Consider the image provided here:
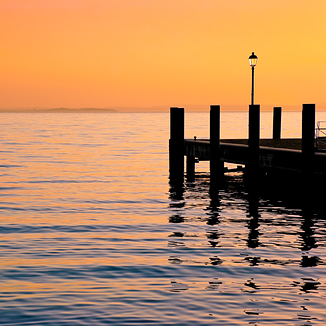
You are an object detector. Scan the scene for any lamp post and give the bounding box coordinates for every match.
[249,52,258,105]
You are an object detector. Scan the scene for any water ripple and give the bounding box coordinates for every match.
[1,112,326,325]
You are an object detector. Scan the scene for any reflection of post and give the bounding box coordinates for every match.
[273,107,282,139]
[207,194,221,226]
[247,216,260,248]
[300,215,317,252]
[300,204,318,266]
[210,105,223,195]
[247,192,260,248]
[169,107,184,185]
[169,177,185,223]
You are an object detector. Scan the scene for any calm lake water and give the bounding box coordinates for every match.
[1,111,326,325]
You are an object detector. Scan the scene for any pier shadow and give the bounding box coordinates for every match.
[253,169,320,211]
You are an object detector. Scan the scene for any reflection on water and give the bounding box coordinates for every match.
[170,171,325,262]
[300,214,317,251]
[1,112,326,325]
[168,169,326,323]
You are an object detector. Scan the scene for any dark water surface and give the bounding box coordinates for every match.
[1,112,326,325]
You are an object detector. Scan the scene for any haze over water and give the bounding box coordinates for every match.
[1,111,326,325]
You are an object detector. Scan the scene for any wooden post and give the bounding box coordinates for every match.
[301,104,315,202]
[169,107,184,184]
[248,104,260,194]
[210,105,222,193]
[248,104,260,168]
[302,104,315,164]
[247,104,260,212]
[273,107,282,139]
[186,155,195,181]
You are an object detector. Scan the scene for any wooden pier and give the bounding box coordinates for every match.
[184,137,326,175]
[169,104,326,203]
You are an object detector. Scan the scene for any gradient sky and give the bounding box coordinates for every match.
[1,0,326,110]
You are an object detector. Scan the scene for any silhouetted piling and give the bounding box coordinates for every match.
[248,104,260,175]
[302,104,315,168]
[247,104,260,206]
[186,155,196,181]
[210,105,223,193]
[301,104,315,205]
[273,107,282,139]
[169,107,184,185]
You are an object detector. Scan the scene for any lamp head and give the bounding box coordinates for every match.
[249,52,258,67]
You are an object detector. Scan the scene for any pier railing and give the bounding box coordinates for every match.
[316,121,326,149]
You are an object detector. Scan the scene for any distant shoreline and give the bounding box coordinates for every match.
[1,106,326,113]
[0,108,118,113]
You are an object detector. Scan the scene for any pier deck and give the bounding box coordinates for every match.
[187,138,326,150]
[184,138,326,176]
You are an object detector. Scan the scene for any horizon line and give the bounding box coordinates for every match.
[1,104,326,113]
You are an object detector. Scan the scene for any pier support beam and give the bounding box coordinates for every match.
[273,107,282,139]
[169,107,184,185]
[210,105,223,193]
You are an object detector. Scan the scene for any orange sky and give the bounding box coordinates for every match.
[1,0,326,111]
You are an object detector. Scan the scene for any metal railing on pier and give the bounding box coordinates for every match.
[316,121,326,149]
